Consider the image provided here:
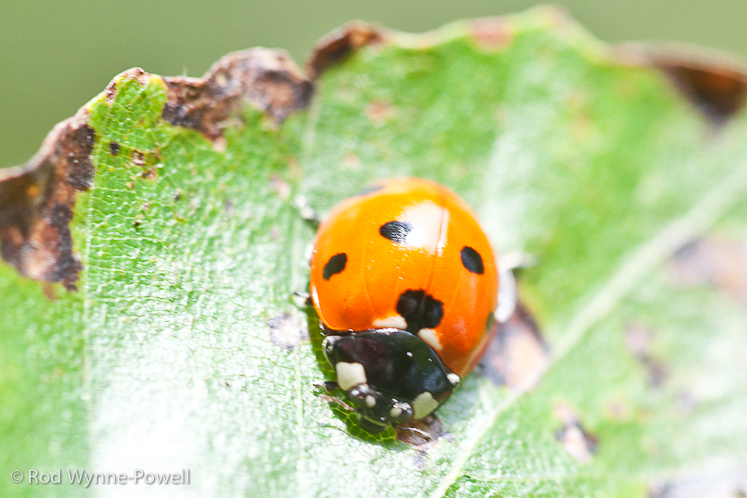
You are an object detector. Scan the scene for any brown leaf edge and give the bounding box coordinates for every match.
[0,22,385,291]
[161,49,313,140]
[305,21,387,80]
[0,109,94,290]
[3,14,747,291]
[468,10,747,124]
[616,42,747,124]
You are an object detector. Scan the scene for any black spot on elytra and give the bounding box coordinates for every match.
[380,221,413,244]
[109,141,120,156]
[397,290,443,333]
[323,253,347,280]
[461,246,484,274]
[358,184,384,196]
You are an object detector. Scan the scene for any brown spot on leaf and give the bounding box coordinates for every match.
[470,17,513,51]
[365,101,396,122]
[669,237,747,302]
[0,108,95,290]
[267,312,308,351]
[481,303,550,390]
[162,48,313,140]
[131,149,146,167]
[553,401,598,463]
[646,360,667,388]
[223,199,234,214]
[617,45,747,125]
[141,167,157,180]
[625,324,667,388]
[306,22,387,80]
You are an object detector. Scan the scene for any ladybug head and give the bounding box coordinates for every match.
[322,329,460,433]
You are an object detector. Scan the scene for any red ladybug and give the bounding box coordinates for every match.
[309,177,499,433]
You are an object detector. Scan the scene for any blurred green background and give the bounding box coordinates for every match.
[1,0,745,168]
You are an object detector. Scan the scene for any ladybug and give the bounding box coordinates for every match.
[309,177,499,433]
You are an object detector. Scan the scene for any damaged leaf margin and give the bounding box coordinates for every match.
[2,12,747,291]
[0,42,334,289]
[161,48,314,140]
[0,109,94,290]
[617,42,747,124]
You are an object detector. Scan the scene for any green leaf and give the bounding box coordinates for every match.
[2,8,746,497]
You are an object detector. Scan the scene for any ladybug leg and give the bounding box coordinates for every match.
[311,380,339,391]
[314,380,356,411]
[293,290,313,307]
[495,265,517,323]
[292,194,321,230]
[318,393,356,412]
[495,252,534,323]
[291,196,320,308]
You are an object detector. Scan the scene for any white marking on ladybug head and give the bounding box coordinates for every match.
[365,395,376,408]
[412,392,439,419]
[373,314,407,330]
[447,373,461,386]
[418,328,442,352]
[335,362,367,390]
[389,406,402,418]
[399,201,449,254]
